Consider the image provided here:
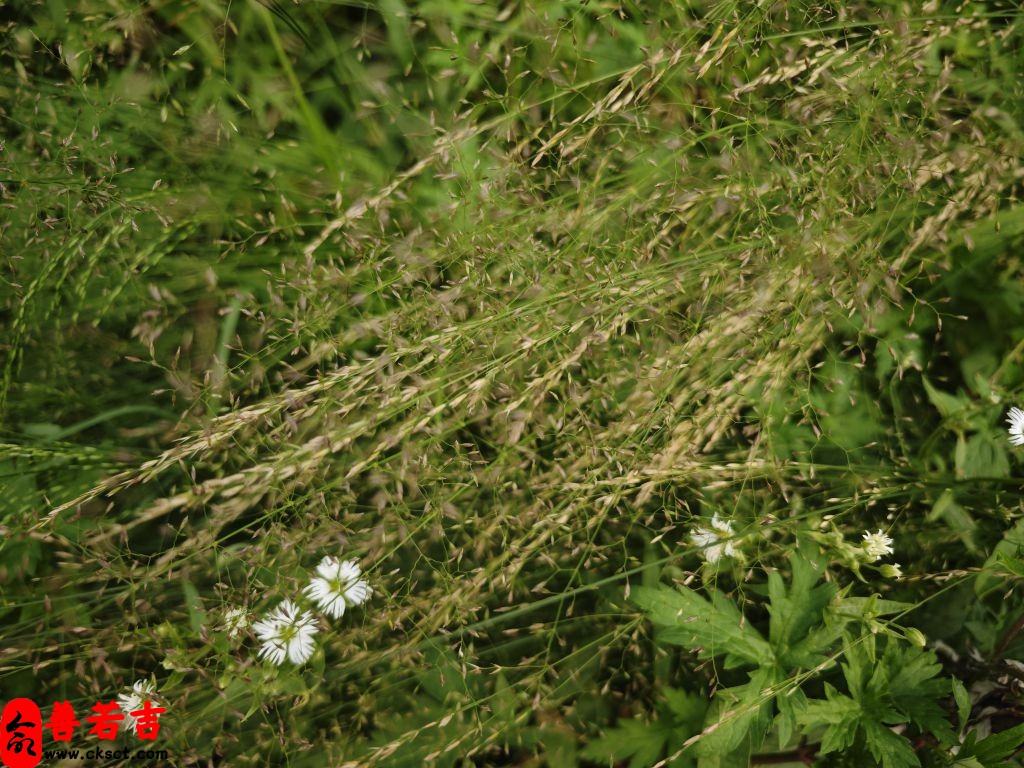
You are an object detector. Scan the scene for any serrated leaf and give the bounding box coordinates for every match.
[632,585,774,668]
[695,746,749,768]
[581,718,671,768]
[862,720,920,768]
[542,728,578,768]
[661,687,707,730]
[962,721,1024,763]
[950,758,985,768]
[956,432,1010,480]
[977,517,1024,597]
[952,677,971,734]
[871,643,954,745]
[773,687,807,748]
[584,689,704,768]
[797,683,860,754]
[696,666,779,761]
[922,377,968,419]
[834,595,914,621]
[767,547,838,670]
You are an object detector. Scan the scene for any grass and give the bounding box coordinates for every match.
[3,1,1024,766]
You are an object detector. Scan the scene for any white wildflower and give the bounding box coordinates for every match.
[117,679,159,734]
[861,529,894,561]
[304,556,373,618]
[1008,407,1024,446]
[689,514,738,564]
[221,607,250,639]
[253,600,320,665]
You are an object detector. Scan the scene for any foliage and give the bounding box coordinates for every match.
[4,0,1024,766]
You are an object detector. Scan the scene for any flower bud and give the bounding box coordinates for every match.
[905,627,927,648]
[880,563,903,579]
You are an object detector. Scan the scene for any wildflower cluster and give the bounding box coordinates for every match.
[859,529,900,577]
[808,519,900,580]
[245,554,374,666]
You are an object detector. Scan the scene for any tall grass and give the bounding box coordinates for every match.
[3,1,1024,765]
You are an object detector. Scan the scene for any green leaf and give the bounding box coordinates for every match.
[696,666,779,764]
[181,578,208,634]
[694,747,749,768]
[801,639,954,767]
[661,687,707,732]
[632,585,774,669]
[581,718,671,768]
[542,728,579,768]
[767,546,838,671]
[951,677,971,734]
[583,689,705,768]
[877,643,954,746]
[956,432,1010,480]
[922,377,969,419]
[961,721,1024,763]
[862,720,920,768]
[835,595,915,621]
[797,682,860,754]
[977,516,1024,597]
[773,686,807,748]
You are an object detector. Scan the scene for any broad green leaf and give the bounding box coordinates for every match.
[800,639,951,767]
[873,643,953,745]
[773,686,807,748]
[632,585,774,668]
[797,682,859,755]
[834,595,915,621]
[541,728,578,768]
[582,688,704,768]
[977,516,1024,597]
[956,432,1010,480]
[696,666,779,765]
[960,721,1024,763]
[581,718,672,768]
[951,677,971,734]
[662,687,708,730]
[767,546,838,670]
[863,720,920,768]
[922,377,968,419]
[694,746,748,768]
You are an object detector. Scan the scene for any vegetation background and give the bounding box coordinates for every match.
[3,1,1024,766]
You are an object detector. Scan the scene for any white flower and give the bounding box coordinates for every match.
[221,607,250,639]
[117,679,159,734]
[304,556,373,618]
[1008,407,1024,446]
[709,514,733,537]
[689,515,738,564]
[253,600,320,665]
[861,529,894,561]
